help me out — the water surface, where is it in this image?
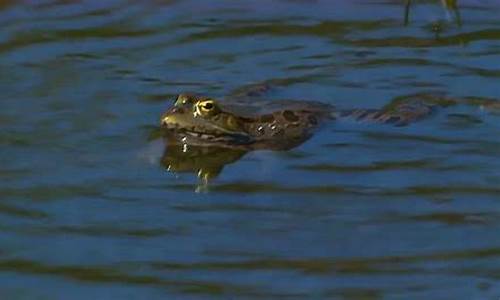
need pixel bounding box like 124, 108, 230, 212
1, 0, 500, 299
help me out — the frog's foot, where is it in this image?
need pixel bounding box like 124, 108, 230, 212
380, 93, 457, 125
377, 99, 438, 126
340, 93, 458, 126
377, 93, 500, 124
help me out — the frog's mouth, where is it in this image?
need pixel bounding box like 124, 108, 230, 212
161, 118, 253, 145
173, 127, 253, 144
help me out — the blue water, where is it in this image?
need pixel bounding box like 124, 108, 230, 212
1, 0, 500, 299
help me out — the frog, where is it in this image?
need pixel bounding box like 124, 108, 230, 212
158, 83, 495, 187
160, 88, 456, 150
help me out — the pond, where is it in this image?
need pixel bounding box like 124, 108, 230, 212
1, 0, 500, 298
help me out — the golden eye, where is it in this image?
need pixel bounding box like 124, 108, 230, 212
202, 102, 213, 110
193, 99, 218, 118
198, 100, 216, 111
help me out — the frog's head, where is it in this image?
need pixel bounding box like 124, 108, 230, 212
160, 94, 252, 144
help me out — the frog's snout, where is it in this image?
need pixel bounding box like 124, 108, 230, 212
160, 107, 184, 127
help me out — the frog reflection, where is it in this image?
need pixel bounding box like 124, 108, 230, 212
160, 133, 307, 192
160, 138, 248, 190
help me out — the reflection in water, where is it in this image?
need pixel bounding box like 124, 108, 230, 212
160, 138, 247, 191
160, 132, 315, 191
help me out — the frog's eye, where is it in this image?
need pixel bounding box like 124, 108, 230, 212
193, 99, 219, 117
198, 100, 216, 112
201, 101, 214, 110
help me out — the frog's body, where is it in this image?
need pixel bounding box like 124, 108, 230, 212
161, 94, 336, 150
160, 91, 451, 150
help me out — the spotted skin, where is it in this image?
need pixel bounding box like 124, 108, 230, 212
160, 92, 463, 149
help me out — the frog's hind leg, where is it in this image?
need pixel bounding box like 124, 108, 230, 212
376, 93, 457, 126
339, 93, 458, 126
